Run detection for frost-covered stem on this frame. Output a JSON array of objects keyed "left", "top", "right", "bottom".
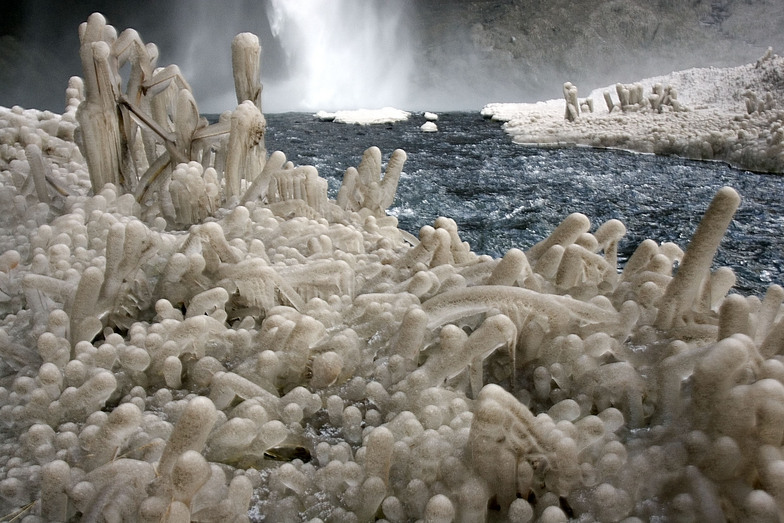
[
  {"left": 526, "top": 213, "right": 591, "bottom": 263},
  {"left": 656, "top": 187, "right": 740, "bottom": 330},
  {"left": 69, "top": 266, "right": 104, "bottom": 346},
  {"left": 379, "top": 148, "right": 407, "bottom": 210},
  {"left": 173, "top": 88, "right": 200, "bottom": 159},
  {"left": 232, "top": 32, "right": 262, "bottom": 111},
  {"left": 240, "top": 150, "right": 286, "bottom": 204},
  {"left": 157, "top": 396, "right": 217, "bottom": 477},
  {"left": 357, "top": 146, "right": 382, "bottom": 186},
  {"left": 755, "top": 284, "right": 784, "bottom": 346},
  {"left": 97, "top": 219, "right": 148, "bottom": 314},
  {"left": 77, "top": 31, "right": 128, "bottom": 191},
  {"left": 224, "top": 101, "right": 266, "bottom": 201},
  {"left": 25, "top": 144, "right": 50, "bottom": 204},
  {"left": 563, "top": 82, "right": 579, "bottom": 121},
  {"left": 40, "top": 460, "right": 70, "bottom": 521},
  {"left": 337, "top": 166, "right": 360, "bottom": 211},
  {"left": 488, "top": 248, "right": 529, "bottom": 286}
]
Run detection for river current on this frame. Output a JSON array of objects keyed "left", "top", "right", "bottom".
[{"left": 261, "top": 112, "right": 784, "bottom": 297}]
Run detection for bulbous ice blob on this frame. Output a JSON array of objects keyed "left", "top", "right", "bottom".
[
  {"left": 423, "top": 494, "right": 455, "bottom": 523},
  {"left": 593, "top": 483, "right": 633, "bottom": 521},
  {"left": 741, "top": 489, "right": 779, "bottom": 522},
  {"left": 548, "top": 399, "right": 581, "bottom": 422},
  {"left": 40, "top": 459, "right": 70, "bottom": 521},
  {"left": 208, "top": 417, "right": 257, "bottom": 459},
  {"left": 508, "top": 498, "right": 534, "bottom": 523},
  {"left": 718, "top": 293, "right": 751, "bottom": 340},
  {"left": 58, "top": 369, "right": 117, "bottom": 421},
  {"left": 85, "top": 402, "right": 142, "bottom": 469},
  {"left": 488, "top": 248, "right": 529, "bottom": 286},
  {"left": 172, "top": 450, "right": 211, "bottom": 503},
  {"left": 539, "top": 505, "right": 568, "bottom": 523},
  {"left": 310, "top": 351, "right": 343, "bottom": 388},
  {"left": 382, "top": 495, "right": 407, "bottom": 523},
  {"left": 365, "top": 426, "right": 394, "bottom": 485},
  {"left": 527, "top": 213, "right": 590, "bottom": 263}
]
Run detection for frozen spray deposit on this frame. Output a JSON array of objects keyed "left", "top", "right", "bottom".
[{"left": 0, "top": 12, "right": 783, "bottom": 523}]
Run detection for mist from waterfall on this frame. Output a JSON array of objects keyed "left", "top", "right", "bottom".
[
  {"left": 263, "top": 0, "right": 417, "bottom": 112},
  {"left": 1, "top": 1, "right": 780, "bottom": 114}
]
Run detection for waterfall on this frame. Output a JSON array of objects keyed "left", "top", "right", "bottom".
[{"left": 265, "top": 0, "right": 417, "bottom": 111}]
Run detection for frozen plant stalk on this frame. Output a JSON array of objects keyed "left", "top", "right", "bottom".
[{"left": 656, "top": 187, "right": 741, "bottom": 330}]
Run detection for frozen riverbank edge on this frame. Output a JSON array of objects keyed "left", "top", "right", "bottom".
[{"left": 482, "top": 51, "right": 784, "bottom": 174}]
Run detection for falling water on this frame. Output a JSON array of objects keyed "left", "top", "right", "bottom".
[{"left": 264, "top": 0, "right": 417, "bottom": 111}]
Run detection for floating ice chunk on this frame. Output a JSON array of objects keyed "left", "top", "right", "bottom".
[{"left": 316, "top": 107, "right": 411, "bottom": 125}]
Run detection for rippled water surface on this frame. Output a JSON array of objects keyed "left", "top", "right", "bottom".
[{"left": 264, "top": 112, "right": 784, "bottom": 296}]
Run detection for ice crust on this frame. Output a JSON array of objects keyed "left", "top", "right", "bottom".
[{"left": 0, "top": 13, "right": 783, "bottom": 523}]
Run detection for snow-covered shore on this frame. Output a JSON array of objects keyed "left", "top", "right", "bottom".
[{"left": 483, "top": 51, "right": 784, "bottom": 173}]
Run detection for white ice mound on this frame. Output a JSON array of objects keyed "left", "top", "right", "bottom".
[
  {"left": 315, "top": 106, "right": 411, "bottom": 125},
  {"left": 483, "top": 49, "right": 784, "bottom": 173},
  {"left": 0, "top": 12, "right": 783, "bottom": 523}
]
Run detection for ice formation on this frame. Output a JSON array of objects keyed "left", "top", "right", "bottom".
[
  {"left": 0, "top": 12, "right": 783, "bottom": 523},
  {"left": 484, "top": 49, "right": 784, "bottom": 173},
  {"left": 314, "top": 108, "right": 411, "bottom": 125}
]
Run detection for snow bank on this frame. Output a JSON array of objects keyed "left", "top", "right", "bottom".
[{"left": 483, "top": 50, "right": 784, "bottom": 173}]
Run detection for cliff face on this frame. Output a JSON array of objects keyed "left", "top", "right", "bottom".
[
  {"left": 2, "top": 0, "right": 783, "bottom": 112},
  {"left": 411, "top": 0, "right": 784, "bottom": 106}
]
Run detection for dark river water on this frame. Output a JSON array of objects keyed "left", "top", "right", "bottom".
[{"left": 262, "top": 112, "right": 784, "bottom": 297}]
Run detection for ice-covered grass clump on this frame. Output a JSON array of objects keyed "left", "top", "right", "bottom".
[{"left": 0, "top": 12, "right": 783, "bottom": 523}]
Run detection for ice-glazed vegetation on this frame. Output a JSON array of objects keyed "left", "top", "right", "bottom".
[
  {"left": 483, "top": 49, "right": 784, "bottom": 174},
  {"left": 0, "top": 12, "right": 783, "bottom": 523}
]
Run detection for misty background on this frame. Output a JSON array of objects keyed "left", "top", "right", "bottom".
[{"left": 1, "top": 0, "right": 783, "bottom": 113}]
